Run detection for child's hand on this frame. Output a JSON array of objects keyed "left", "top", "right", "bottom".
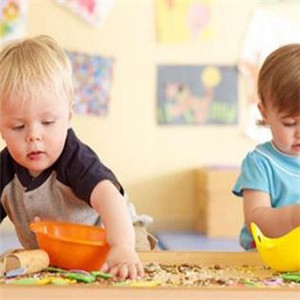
[{"left": 100, "top": 245, "right": 144, "bottom": 279}]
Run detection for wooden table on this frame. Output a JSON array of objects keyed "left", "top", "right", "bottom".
[{"left": 1, "top": 251, "right": 299, "bottom": 300}]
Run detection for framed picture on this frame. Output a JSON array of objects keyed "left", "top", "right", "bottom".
[
  {"left": 157, "top": 65, "right": 238, "bottom": 125},
  {"left": 67, "top": 50, "right": 114, "bottom": 116}
]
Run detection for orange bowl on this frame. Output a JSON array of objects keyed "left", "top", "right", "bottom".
[{"left": 30, "top": 220, "right": 109, "bottom": 271}]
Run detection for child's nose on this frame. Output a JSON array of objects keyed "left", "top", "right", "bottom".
[{"left": 27, "top": 127, "right": 41, "bottom": 142}]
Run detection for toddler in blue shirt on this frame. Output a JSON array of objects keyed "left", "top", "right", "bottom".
[{"left": 233, "top": 44, "right": 300, "bottom": 250}]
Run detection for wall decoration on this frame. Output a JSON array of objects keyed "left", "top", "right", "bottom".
[
  {"left": 157, "top": 65, "right": 238, "bottom": 125},
  {"left": 55, "top": 0, "right": 115, "bottom": 26},
  {"left": 239, "top": 9, "right": 300, "bottom": 142},
  {"left": 155, "top": 0, "right": 215, "bottom": 44},
  {"left": 0, "top": 0, "right": 27, "bottom": 43},
  {"left": 66, "top": 50, "right": 114, "bottom": 116}
]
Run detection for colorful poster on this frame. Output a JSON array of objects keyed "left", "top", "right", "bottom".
[
  {"left": 0, "top": 0, "right": 27, "bottom": 43},
  {"left": 55, "top": 0, "right": 115, "bottom": 26},
  {"left": 239, "top": 9, "right": 300, "bottom": 142},
  {"left": 66, "top": 50, "right": 114, "bottom": 116},
  {"left": 157, "top": 65, "right": 238, "bottom": 125},
  {"left": 155, "top": 0, "right": 214, "bottom": 44}
]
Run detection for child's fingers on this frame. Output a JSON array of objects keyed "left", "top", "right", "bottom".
[
  {"left": 127, "top": 264, "right": 137, "bottom": 279},
  {"left": 108, "top": 265, "right": 121, "bottom": 277},
  {"left": 100, "top": 262, "right": 109, "bottom": 273},
  {"left": 108, "top": 263, "right": 142, "bottom": 279},
  {"left": 118, "top": 264, "right": 129, "bottom": 279},
  {"left": 136, "top": 262, "right": 144, "bottom": 277}
]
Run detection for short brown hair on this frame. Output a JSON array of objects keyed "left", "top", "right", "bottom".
[{"left": 257, "top": 44, "right": 300, "bottom": 118}]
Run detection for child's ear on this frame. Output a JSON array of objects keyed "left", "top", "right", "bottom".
[
  {"left": 257, "top": 102, "right": 268, "bottom": 124},
  {"left": 68, "top": 106, "right": 73, "bottom": 122},
  {"left": 67, "top": 108, "right": 73, "bottom": 129}
]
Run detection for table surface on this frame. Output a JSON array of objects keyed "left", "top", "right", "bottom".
[{"left": 1, "top": 251, "right": 299, "bottom": 300}]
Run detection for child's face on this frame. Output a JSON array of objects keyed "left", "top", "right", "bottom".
[
  {"left": 259, "top": 103, "right": 300, "bottom": 156},
  {"left": 0, "top": 95, "right": 71, "bottom": 177}
]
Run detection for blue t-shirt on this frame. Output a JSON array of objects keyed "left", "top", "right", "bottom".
[{"left": 233, "top": 142, "right": 300, "bottom": 250}]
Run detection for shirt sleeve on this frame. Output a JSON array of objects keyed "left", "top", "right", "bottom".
[
  {"left": 56, "top": 129, "right": 124, "bottom": 204},
  {"left": 232, "top": 150, "right": 271, "bottom": 197},
  {"left": 66, "top": 146, "right": 123, "bottom": 203}
]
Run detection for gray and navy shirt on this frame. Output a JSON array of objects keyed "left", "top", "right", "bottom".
[{"left": 0, "top": 128, "right": 123, "bottom": 249}]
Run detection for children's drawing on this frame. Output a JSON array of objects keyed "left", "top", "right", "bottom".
[
  {"left": 66, "top": 50, "right": 114, "bottom": 116},
  {"left": 157, "top": 65, "right": 238, "bottom": 125},
  {"left": 0, "top": 0, "right": 27, "bottom": 43},
  {"left": 155, "top": 0, "right": 214, "bottom": 44},
  {"left": 239, "top": 9, "right": 300, "bottom": 142},
  {"left": 55, "top": 0, "right": 115, "bottom": 26}
]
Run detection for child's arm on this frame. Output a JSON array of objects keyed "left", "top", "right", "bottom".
[
  {"left": 90, "top": 179, "right": 144, "bottom": 279},
  {"left": 243, "top": 189, "right": 300, "bottom": 237}
]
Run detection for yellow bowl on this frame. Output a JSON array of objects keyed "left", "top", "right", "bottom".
[{"left": 251, "top": 222, "right": 300, "bottom": 272}]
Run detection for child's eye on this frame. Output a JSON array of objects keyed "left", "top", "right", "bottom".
[
  {"left": 281, "top": 117, "right": 296, "bottom": 127},
  {"left": 12, "top": 125, "right": 25, "bottom": 130},
  {"left": 42, "top": 120, "right": 55, "bottom": 125},
  {"left": 283, "top": 122, "right": 296, "bottom": 127}
]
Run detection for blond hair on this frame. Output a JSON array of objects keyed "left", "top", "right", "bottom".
[
  {"left": 257, "top": 44, "right": 300, "bottom": 123},
  {"left": 0, "top": 35, "right": 74, "bottom": 109}
]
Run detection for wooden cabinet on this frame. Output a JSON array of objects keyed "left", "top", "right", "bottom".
[{"left": 195, "top": 167, "right": 243, "bottom": 237}]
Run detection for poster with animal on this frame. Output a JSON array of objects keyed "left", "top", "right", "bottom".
[{"left": 157, "top": 65, "right": 238, "bottom": 125}]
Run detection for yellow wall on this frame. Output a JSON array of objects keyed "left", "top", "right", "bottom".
[{"left": 0, "top": 1, "right": 299, "bottom": 232}]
